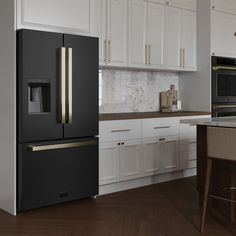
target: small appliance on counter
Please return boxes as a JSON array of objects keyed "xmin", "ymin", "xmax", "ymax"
[{"xmin": 160, "ymin": 85, "xmax": 181, "ymax": 112}]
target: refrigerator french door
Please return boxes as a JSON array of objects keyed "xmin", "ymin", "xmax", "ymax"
[{"xmin": 17, "ymin": 29, "xmax": 98, "ymax": 212}]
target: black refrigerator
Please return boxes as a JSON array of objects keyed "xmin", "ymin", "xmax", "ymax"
[{"xmin": 17, "ymin": 29, "xmax": 98, "ymax": 212}]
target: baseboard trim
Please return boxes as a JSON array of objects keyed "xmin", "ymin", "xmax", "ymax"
[{"xmin": 99, "ymin": 168, "xmax": 196, "ymax": 195}]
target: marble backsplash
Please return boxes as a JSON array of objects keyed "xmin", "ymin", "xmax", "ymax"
[{"xmin": 99, "ymin": 69, "xmax": 179, "ymax": 113}]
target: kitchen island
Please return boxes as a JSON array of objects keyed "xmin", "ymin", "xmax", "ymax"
[{"xmin": 181, "ymin": 116, "xmax": 236, "ymax": 219}]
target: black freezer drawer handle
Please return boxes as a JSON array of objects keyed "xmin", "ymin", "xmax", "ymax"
[{"xmin": 28, "ymin": 140, "xmax": 97, "ymax": 152}]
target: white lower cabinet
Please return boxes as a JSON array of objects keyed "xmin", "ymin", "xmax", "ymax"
[
  {"xmin": 142, "ymin": 135, "xmax": 179, "ymax": 176},
  {"xmin": 161, "ymin": 136, "xmax": 179, "ymax": 173},
  {"xmin": 120, "ymin": 139, "xmax": 141, "ymax": 181},
  {"xmin": 99, "ymin": 115, "xmax": 210, "ymax": 188},
  {"xmin": 99, "ymin": 141, "xmax": 120, "ymax": 185},
  {"xmin": 99, "ymin": 139, "xmax": 141, "ymax": 185},
  {"xmin": 142, "ymin": 137, "xmax": 162, "ymax": 176}
]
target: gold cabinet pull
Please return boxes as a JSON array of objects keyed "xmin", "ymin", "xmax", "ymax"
[
  {"xmin": 58, "ymin": 47, "xmax": 66, "ymax": 124},
  {"xmin": 111, "ymin": 129, "xmax": 131, "ymax": 133},
  {"xmin": 153, "ymin": 126, "xmax": 171, "ymax": 129},
  {"xmin": 145, "ymin": 44, "xmax": 148, "ymax": 65},
  {"xmin": 108, "ymin": 40, "xmax": 111, "ymax": 63},
  {"xmin": 180, "ymin": 48, "xmax": 183, "ymax": 68},
  {"xmin": 183, "ymin": 48, "xmax": 185, "ymax": 68},
  {"xmin": 28, "ymin": 140, "xmax": 97, "ymax": 152},
  {"xmin": 66, "ymin": 48, "xmax": 72, "ymax": 124},
  {"xmin": 104, "ymin": 40, "xmax": 107, "ymax": 62},
  {"xmin": 149, "ymin": 45, "xmax": 151, "ymax": 65}
]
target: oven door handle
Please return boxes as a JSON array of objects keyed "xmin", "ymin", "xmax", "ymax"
[
  {"xmin": 212, "ymin": 66, "xmax": 236, "ymax": 71},
  {"xmin": 213, "ymin": 104, "xmax": 236, "ymax": 109}
]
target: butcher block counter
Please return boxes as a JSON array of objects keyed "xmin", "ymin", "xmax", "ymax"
[{"xmin": 180, "ymin": 116, "xmax": 236, "ymax": 219}]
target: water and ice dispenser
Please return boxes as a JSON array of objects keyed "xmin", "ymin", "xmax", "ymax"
[{"xmin": 28, "ymin": 81, "xmax": 50, "ymax": 114}]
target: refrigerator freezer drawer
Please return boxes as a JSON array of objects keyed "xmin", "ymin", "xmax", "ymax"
[{"xmin": 17, "ymin": 138, "xmax": 98, "ymax": 212}]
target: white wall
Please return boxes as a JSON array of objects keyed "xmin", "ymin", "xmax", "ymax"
[
  {"xmin": 179, "ymin": 0, "xmax": 211, "ymax": 112},
  {"xmin": 0, "ymin": 0, "xmax": 16, "ymax": 215}
]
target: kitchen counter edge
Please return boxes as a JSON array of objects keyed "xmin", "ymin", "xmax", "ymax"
[{"xmin": 99, "ymin": 111, "xmax": 211, "ymax": 121}]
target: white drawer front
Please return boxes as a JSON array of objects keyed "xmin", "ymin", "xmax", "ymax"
[
  {"xmin": 142, "ymin": 118, "xmax": 179, "ymax": 138},
  {"xmin": 99, "ymin": 120, "xmax": 142, "ymax": 142},
  {"xmin": 180, "ymin": 134, "xmax": 196, "ymax": 152},
  {"xmin": 179, "ymin": 123, "xmax": 196, "ymax": 135},
  {"xmin": 180, "ymin": 151, "xmax": 197, "ymax": 169},
  {"xmin": 179, "ymin": 115, "xmax": 211, "ymax": 134}
]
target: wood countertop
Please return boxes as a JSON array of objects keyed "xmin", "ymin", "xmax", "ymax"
[{"xmin": 99, "ymin": 111, "xmax": 211, "ymax": 121}]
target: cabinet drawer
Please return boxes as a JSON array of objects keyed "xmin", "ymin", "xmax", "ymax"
[
  {"xmin": 179, "ymin": 115, "xmax": 211, "ymax": 134},
  {"xmin": 142, "ymin": 118, "xmax": 179, "ymax": 138},
  {"xmin": 179, "ymin": 123, "xmax": 196, "ymax": 134},
  {"xmin": 99, "ymin": 120, "xmax": 141, "ymax": 142},
  {"xmin": 188, "ymin": 160, "xmax": 197, "ymax": 169},
  {"xmin": 180, "ymin": 135, "xmax": 196, "ymax": 152},
  {"xmin": 180, "ymin": 151, "xmax": 196, "ymax": 169}
]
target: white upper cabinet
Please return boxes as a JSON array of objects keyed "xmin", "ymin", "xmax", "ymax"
[
  {"xmin": 17, "ymin": 0, "xmax": 95, "ymax": 36},
  {"xmin": 181, "ymin": 10, "xmax": 197, "ymax": 71},
  {"xmin": 169, "ymin": 0, "xmax": 197, "ymax": 11},
  {"xmin": 95, "ymin": 0, "xmax": 107, "ymax": 64},
  {"xmin": 147, "ymin": 2, "xmax": 165, "ymax": 68},
  {"xmin": 165, "ymin": 6, "xmax": 182, "ymax": 69},
  {"xmin": 211, "ymin": 10, "xmax": 236, "ymax": 58},
  {"xmin": 107, "ymin": 0, "xmax": 128, "ymax": 66},
  {"xmin": 128, "ymin": 0, "xmax": 148, "ymax": 68},
  {"xmin": 211, "ymin": 0, "xmax": 236, "ymax": 15},
  {"xmin": 95, "ymin": 0, "xmax": 128, "ymax": 66}
]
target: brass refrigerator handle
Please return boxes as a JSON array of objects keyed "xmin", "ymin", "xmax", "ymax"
[
  {"xmin": 28, "ymin": 140, "xmax": 97, "ymax": 152},
  {"xmin": 59, "ymin": 47, "xmax": 66, "ymax": 124},
  {"xmin": 66, "ymin": 48, "xmax": 72, "ymax": 124}
]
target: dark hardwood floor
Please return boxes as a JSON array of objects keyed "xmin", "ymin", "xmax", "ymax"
[{"xmin": 1, "ymin": 177, "xmax": 236, "ymax": 236}]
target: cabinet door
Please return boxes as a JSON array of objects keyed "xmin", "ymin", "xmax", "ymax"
[
  {"xmin": 142, "ymin": 138, "xmax": 162, "ymax": 177},
  {"xmin": 147, "ymin": 2, "xmax": 165, "ymax": 68},
  {"xmin": 95, "ymin": 0, "xmax": 107, "ymax": 64},
  {"xmin": 165, "ymin": 6, "xmax": 181, "ymax": 69},
  {"xmin": 128, "ymin": 0, "xmax": 148, "ymax": 68},
  {"xmin": 211, "ymin": 10, "xmax": 236, "ymax": 58},
  {"xmin": 99, "ymin": 142, "xmax": 120, "ymax": 185},
  {"xmin": 17, "ymin": 0, "xmax": 95, "ymax": 36},
  {"xmin": 161, "ymin": 136, "xmax": 179, "ymax": 173},
  {"xmin": 107, "ymin": 0, "xmax": 128, "ymax": 66},
  {"xmin": 181, "ymin": 10, "xmax": 197, "ymax": 71},
  {"xmin": 169, "ymin": 0, "xmax": 197, "ymax": 11},
  {"xmin": 212, "ymin": 0, "xmax": 236, "ymax": 15},
  {"xmin": 120, "ymin": 139, "xmax": 141, "ymax": 181}
]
